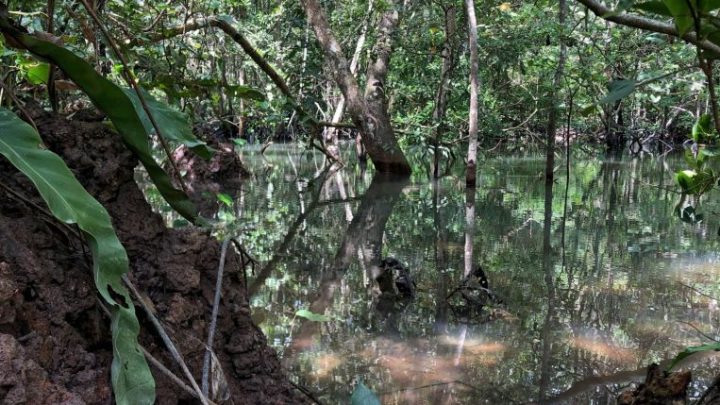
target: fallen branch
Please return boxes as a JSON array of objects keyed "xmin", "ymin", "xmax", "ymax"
[
  {"xmin": 96, "ymin": 299, "xmax": 218, "ymax": 405},
  {"xmin": 122, "ymin": 275, "xmax": 211, "ymax": 405},
  {"xmin": 201, "ymin": 239, "xmax": 230, "ymax": 397}
]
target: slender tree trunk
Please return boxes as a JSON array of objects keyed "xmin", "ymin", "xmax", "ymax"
[
  {"xmin": 465, "ymin": 0, "xmax": 480, "ymax": 188},
  {"xmin": 545, "ymin": 0, "xmax": 567, "ymax": 187},
  {"xmin": 237, "ymin": 67, "xmax": 246, "ymax": 140},
  {"xmin": 323, "ymin": 0, "xmax": 373, "ymax": 162},
  {"xmin": 539, "ymin": 2, "xmax": 566, "ymax": 396},
  {"xmin": 300, "ymin": 0, "xmax": 412, "ymax": 174},
  {"xmin": 432, "ymin": 5, "xmax": 458, "ymax": 179}
]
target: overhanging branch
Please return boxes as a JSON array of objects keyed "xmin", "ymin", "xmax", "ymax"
[
  {"xmin": 577, "ymin": 0, "xmax": 720, "ymax": 55},
  {"xmin": 128, "ymin": 16, "xmax": 355, "ymax": 161}
]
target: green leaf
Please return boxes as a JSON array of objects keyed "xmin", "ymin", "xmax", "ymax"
[
  {"xmin": 217, "ymin": 193, "xmax": 233, "ymax": 206},
  {"xmin": 701, "ymin": 0, "xmax": 720, "ymax": 12},
  {"xmin": 633, "ymin": 1, "xmax": 673, "ymax": 15},
  {"xmin": 226, "ymin": 84, "xmax": 266, "ymax": 101},
  {"xmin": 662, "ymin": 0, "xmax": 694, "ymax": 36},
  {"xmin": 599, "ymin": 79, "xmax": 637, "ymax": 104},
  {"xmin": 122, "ymin": 88, "xmax": 213, "ymax": 160},
  {"xmin": 0, "ymin": 108, "xmax": 155, "ymax": 405},
  {"xmin": 232, "ymin": 138, "xmax": 247, "ymax": 147},
  {"xmin": 692, "ymin": 114, "xmax": 715, "ymax": 143},
  {"xmin": 579, "ymin": 104, "xmax": 599, "ymax": 117},
  {"xmin": 295, "ymin": 309, "xmax": 333, "ymax": 322},
  {"xmin": 676, "ymin": 169, "xmax": 715, "ymax": 195},
  {"xmin": 351, "ymin": 380, "xmax": 381, "ymax": 405},
  {"xmin": 11, "ymin": 32, "xmax": 200, "ymax": 223},
  {"xmin": 668, "ymin": 343, "xmax": 720, "ymax": 370},
  {"xmin": 25, "ymin": 61, "xmax": 50, "ymax": 84}
]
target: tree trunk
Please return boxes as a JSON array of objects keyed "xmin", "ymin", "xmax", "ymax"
[
  {"xmin": 300, "ymin": 0, "xmax": 411, "ymax": 174},
  {"xmin": 323, "ymin": 0, "xmax": 373, "ymax": 162},
  {"xmin": 465, "ymin": 0, "xmax": 480, "ymax": 188},
  {"xmin": 544, "ymin": 0, "xmax": 567, "ymax": 187},
  {"xmin": 432, "ymin": 5, "xmax": 458, "ymax": 179}
]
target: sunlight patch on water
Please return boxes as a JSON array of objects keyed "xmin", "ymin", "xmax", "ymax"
[{"xmin": 569, "ymin": 335, "xmax": 638, "ymax": 364}]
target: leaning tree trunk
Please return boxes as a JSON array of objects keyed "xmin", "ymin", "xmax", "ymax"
[
  {"xmin": 465, "ymin": 0, "xmax": 480, "ymax": 188},
  {"xmin": 301, "ymin": 0, "xmax": 412, "ymax": 174}
]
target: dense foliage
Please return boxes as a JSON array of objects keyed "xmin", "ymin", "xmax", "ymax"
[{"xmin": 3, "ymin": 0, "xmax": 720, "ymax": 403}]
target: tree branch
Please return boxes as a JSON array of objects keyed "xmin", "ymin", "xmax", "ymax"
[
  {"xmin": 576, "ymin": 0, "xmax": 720, "ymax": 55},
  {"xmin": 127, "ymin": 16, "xmax": 342, "ymax": 162}
]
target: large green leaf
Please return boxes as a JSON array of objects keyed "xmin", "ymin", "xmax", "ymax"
[
  {"xmin": 295, "ymin": 309, "xmax": 333, "ymax": 322},
  {"xmin": 692, "ymin": 114, "xmax": 715, "ymax": 143},
  {"xmin": 123, "ymin": 88, "xmax": 213, "ymax": 160},
  {"xmin": 599, "ymin": 79, "xmax": 637, "ymax": 104},
  {"xmin": 7, "ymin": 32, "xmax": 199, "ymax": 222},
  {"xmin": 701, "ymin": 0, "xmax": 720, "ymax": 12},
  {"xmin": 668, "ymin": 342, "xmax": 720, "ymax": 370},
  {"xmin": 0, "ymin": 108, "xmax": 154, "ymax": 405},
  {"xmin": 675, "ymin": 169, "xmax": 715, "ymax": 195},
  {"xmin": 633, "ymin": 1, "xmax": 673, "ymax": 15},
  {"xmin": 24, "ymin": 61, "xmax": 50, "ymax": 84},
  {"xmin": 662, "ymin": 0, "xmax": 694, "ymax": 36},
  {"xmin": 351, "ymin": 380, "xmax": 381, "ymax": 405}
]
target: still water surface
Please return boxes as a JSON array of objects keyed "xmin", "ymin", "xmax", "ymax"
[{"xmin": 158, "ymin": 145, "xmax": 720, "ymax": 403}]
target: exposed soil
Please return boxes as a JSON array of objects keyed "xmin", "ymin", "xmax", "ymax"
[
  {"xmin": 0, "ymin": 108, "xmax": 306, "ymax": 404},
  {"xmin": 170, "ymin": 139, "xmax": 250, "ymax": 217}
]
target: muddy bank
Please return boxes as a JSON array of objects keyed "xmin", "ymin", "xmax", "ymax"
[{"xmin": 0, "ymin": 109, "xmax": 305, "ymax": 404}]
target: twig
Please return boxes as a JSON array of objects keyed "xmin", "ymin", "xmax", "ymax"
[
  {"xmin": 638, "ymin": 180, "xmax": 682, "ymax": 194},
  {"xmin": 77, "ymin": 0, "xmax": 190, "ymax": 194},
  {"xmin": 378, "ymin": 379, "xmax": 483, "ymax": 395},
  {"xmin": 0, "ymin": 81, "xmax": 38, "ymax": 131},
  {"xmin": 96, "ymin": 299, "xmax": 218, "ymax": 405},
  {"xmin": 678, "ymin": 281, "xmax": 720, "ymax": 301},
  {"xmin": 289, "ymin": 380, "xmax": 324, "ymax": 405},
  {"xmin": 676, "ymin": 320, "xmax": 719, "ymax": 343},
  {"xmin": 202, "ymin": 239, "xmax": 230, "ymax": 397},
  {"xmin": 122, "ymin": 275, "xmax": 211, "ymax": 405}
]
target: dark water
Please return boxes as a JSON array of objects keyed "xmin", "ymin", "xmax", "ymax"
[{"xmin": 148, "ymin": 145, "xmax": 720, "ymax": 403}]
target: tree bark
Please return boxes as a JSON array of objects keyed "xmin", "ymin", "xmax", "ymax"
[
  {"xmin": 432, "ymin": 4, "xmax": 458, "ymax": 179},
  {"xmin": 577, "ymin": 0, "xmax": 720, "ymax": 55},
  {"xmin": 301, "ymin": 0, "xmax": 412, "ymax": 174},
  {"xmin": 544, "ymin": 0, "xmax": 568, "ymax": 185},
  {"xmin": 465, "ymin": 0, "xmax": 480, "ymax": 188},
  {"xmin": 323, "ymin": 0, "xmax": 373, "ymax": 162}
]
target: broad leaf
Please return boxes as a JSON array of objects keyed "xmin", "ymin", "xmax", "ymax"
[
  {"xmin": 599, "ymin": 79, "xmax": 637, "ymax": 104},
  {"xmin": 633, "ymin": 1, "xmax": 673, "ymax": 15},
  {"xmin": 217, "ymin": 193, "xmax": 233, "ymax": 206},
  {"xmin": 122, "ymin": 88, "xmax": 213, "ymax": 160},
  {"xmin": 668, "ymin": 342, "xmax": 720, "ymax": 370},
  {"xmin": 226, "ymin": 84, "xmax": 266, "ymax": 101},
  {"xmin": 0, "ymin": 108, "xmax": 155, "ymax": 405},
  {"xmin": 25, "ymin": 61, "xmax": 50, "ymax": 84},
  {"xmin": 676, "ymin": 169, "xmax": 715, "ymax": 195},
  {"xmin": 295, "ymin": 309, "xmax": 333, "ymax": 322},
  {"xmin": 7, "ymin": 32, "xmax": 199, "ymax": 223},
  {"xmin": 662, "ymin": 0, "xmax": 694, "ymax": 36},
  {"xmin": 692, "ymin": 114, "xmax": 715, "ymax": 143},
  {"xmin": 351, "ymin": 380, "xmax": 381, "ymax": 405},
  {"xmin": 701, "ymin": 0, "xmax": 720, "ymax": 12}
]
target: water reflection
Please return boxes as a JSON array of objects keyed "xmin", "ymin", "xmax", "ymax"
[{"xmin": 154, "ymin": 146, "xmax": 720, "ymax": 403}]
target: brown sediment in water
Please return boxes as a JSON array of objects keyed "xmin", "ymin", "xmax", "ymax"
[{"xmin": 0, "ymin": 109, "xmax": 306, "ymax": 403}]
